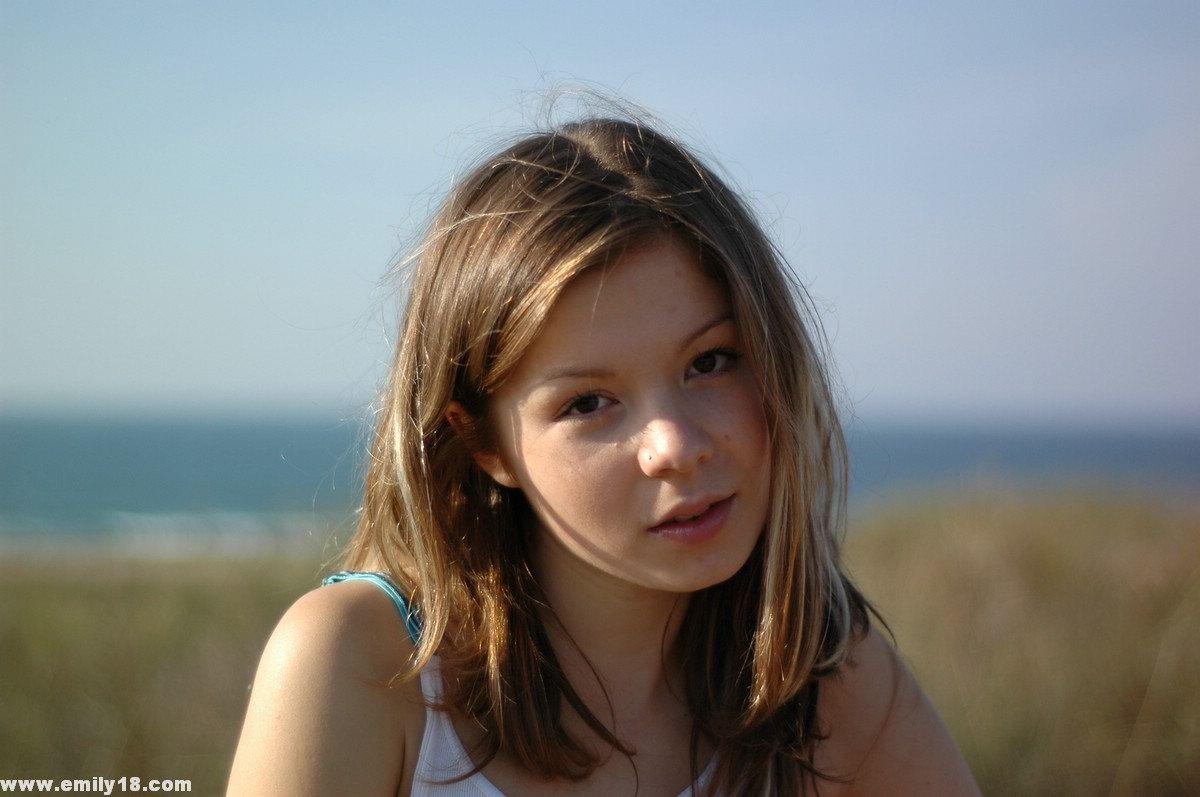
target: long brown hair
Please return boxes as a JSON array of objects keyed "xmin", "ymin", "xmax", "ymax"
[{"xmin": 339, "ymin": 115, "xmax": 873, "ymax": 794}]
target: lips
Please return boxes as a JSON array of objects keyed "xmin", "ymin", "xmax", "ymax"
[
  {"xmin": 648, "ymin": 494, "xmax": 735, "ymax": 543},
  {"xmin": 651, "ymin": 495, "xmax": 731, "ymax": 528}
]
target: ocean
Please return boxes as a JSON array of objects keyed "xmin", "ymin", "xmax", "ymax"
[{"xmin": 2, "ymin": 415, "xmax": 1197, "ymax": 554}]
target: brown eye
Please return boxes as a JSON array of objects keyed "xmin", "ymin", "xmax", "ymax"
[
  {"xmin": 560, "ymin": 392, "xmax": 614, "ymax": 419},
  {"xmin": 693, "ymin": 352, "xmax": 719, "ymax": 374},
  {"xmin": 570, "ymin": 395, "xmax": 602, "ymax": 414},
  {"xmin": 688, "ymin": 348, "xmax": 739, "ymax": 377}
]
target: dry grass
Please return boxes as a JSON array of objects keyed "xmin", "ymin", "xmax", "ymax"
[
  {"xmin": 845, "ymin": 486, "xmax": 1200, "ymax": 796},
  {"xmin": 1, "ymin": 487, "xmax": 1196, "ymax": 794},
  {"xmin": 0, "ymin": 554, "xmax": 328, "ymax": 792}
]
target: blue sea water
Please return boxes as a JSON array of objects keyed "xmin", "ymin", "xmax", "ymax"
[{"xmin": 1, "ymin": 414, "xmax": 1197, "ymax": 548}]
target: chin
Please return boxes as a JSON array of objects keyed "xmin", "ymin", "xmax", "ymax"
[{"xmin": 656, "ymin": 546, "xmax": 760, "ymax": 594}]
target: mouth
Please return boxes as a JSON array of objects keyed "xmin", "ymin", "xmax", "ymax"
[{"xmin": 648, "ymin": 494, "xmax": 735, "ymax": 543}]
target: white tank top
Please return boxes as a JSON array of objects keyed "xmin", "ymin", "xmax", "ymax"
[{"xmin": 410, "ymin": 656, "xmax": 718, "ymax": 796}]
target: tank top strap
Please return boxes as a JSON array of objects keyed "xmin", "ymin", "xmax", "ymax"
[{"xmin": 322, "ymin": 570, "xmax": 422, "ymax": 646}]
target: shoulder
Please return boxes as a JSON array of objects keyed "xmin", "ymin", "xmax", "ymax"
[
  {"xmin": 227, "ymin": 578, "xmax": 426, "ymax": 796},
  {"xmin": 812, "ymin": 625, "xmax": 980, "ymax": 796}
]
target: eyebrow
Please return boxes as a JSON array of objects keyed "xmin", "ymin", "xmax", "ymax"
[{"xmin": 537, "ymin": 313, "xmax": 733, "ymax": 383}]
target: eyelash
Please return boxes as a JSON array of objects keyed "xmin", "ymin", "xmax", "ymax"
[{"xmin": 557, "ymin": 347, "xmax": 742, "ymax": 420}]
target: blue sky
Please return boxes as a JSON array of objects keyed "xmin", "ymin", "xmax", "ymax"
[{"xmin": 3, "ymin": 2, "xmax": 1197, "ymax": 427}]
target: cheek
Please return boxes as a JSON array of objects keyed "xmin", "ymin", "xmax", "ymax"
[
  {"xmin": 513, "ymin": 438, "xmax": 628, "ymax": 528},
  {"xmin": 713, "ymin": 380, "xmax": 771, "ymax": 467}
]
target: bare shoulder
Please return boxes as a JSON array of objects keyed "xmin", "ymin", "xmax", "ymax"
[
  {"xmin": 813, "ymin": 625, "xmax": 980, "ymax": 796},
  {"xmin": 226, "ymin": 578, "xmax": 425, "ymax": 796}
]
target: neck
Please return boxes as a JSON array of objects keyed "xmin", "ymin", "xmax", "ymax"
[{"xmin": 533, "ymin": 533, "xmax": 690, "ymax": 724}]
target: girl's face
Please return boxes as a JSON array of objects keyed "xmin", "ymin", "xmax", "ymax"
[{"xmin": 476, "ymin": 237, "xmax": 772, "ymax": 595}]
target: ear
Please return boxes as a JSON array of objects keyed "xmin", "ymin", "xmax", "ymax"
[{"xmin": 445, "ymin": 400, "xmax": 521, "ymax": 489}]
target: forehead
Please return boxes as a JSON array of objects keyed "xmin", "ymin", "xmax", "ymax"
[{"xmin": 512, "ymin": 238, "xmax": 731, "ymax": 381}]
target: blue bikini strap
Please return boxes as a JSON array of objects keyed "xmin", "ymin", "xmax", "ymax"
[{"xmin": 321, "ymin": 570, "xmax": 422, "ymax": 646}]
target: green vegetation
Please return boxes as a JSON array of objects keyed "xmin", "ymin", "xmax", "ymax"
[{"xmin": 1, "ymin": 488, "xmax": 1196, "ymax": 794}]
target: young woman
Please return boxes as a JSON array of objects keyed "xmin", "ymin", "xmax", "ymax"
[{"xmin": 228, "ymin": 116, "xmax": 978, "ymax": 795}]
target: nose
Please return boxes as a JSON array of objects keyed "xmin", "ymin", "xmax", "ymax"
[{"xmin": 637, "ymin": 403, "xmax": 715, "ymax": 478}]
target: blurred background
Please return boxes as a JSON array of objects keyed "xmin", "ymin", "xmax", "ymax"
[{"xmin": 2, "ymin": 2, "xmax": 1197, "ymax": 794}]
